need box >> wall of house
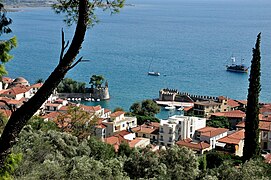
[236,140,244,156]
[134,138,150,148]
[200,132,228,149]
[123,133,136,141]
[136,131,158,143]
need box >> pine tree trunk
[0,0,89,167]
[243,33,261,161]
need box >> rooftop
[176,138,210,150]
[237,121,271,131]
[197,126,228,137]
[110,111,125,117]
[211,110,245,118]
[218,129,245,145]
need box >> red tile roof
[132,124,159,135]
[259,114,271,122]
[1,77,13,84]
[0,86,30,96]
[218,129,245,145]
[31,83,43,88]
[260,104,271,114]
[197,127,228,137]
[211,110,245,118]
[42,111,61,120]
[235,100,247,105]
[80,105,102,112]
[176,138,210,150]
[45,103,61,107]
[184,106,193,112]
[227,99,240,108]
[59,106,69,111]
[110,111,125,117]
[104,108,111,113]
[0,97,22,105]
[237,121,271,131]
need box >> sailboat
[148,58,160,76]
[226,56,249,73]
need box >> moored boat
[148,71,160,76]
[165,105,176,110]
[226,56,249,73]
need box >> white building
[159,115,206,146]
[101,111,137,137]
[195,127,228,149]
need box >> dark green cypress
[243,33,261,161]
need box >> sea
[3,0,271,119]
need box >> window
[160,127,164,133]
[143,134,146,138]
[169,137,173,142]
[153,136,156,140]
[132,121,135,125]
[122,124,125,128]
[263,142,268,149]
[160,135,163,141]
[190,126,193,132]
[169,128,173,134]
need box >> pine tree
[0,3,17,76]
[243,33,261,161]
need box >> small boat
[177,106,184,111]
[96,99,100,102]
[148,71,160,76]
[226,56,249,73]
[147,58,160,76]
[165,105,176,110]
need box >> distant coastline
[4,2,135,12]
[4,2,53,12]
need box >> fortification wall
[92,87,110,100]
[159,88,219,102]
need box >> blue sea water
[3,0,271,118]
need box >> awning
[216,142,226,147]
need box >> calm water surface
[4,0,271,118]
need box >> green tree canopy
[89,74,105,88]
[0,3,17,76]
[130,99,160,117]
[57,78,86,93]
[207,116,230,129]
[243,33,262,161]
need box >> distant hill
[3,0,58,7]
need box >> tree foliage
[2,126,270,179]
[159,146,200,180]
[207,116,230,129]
[129,99,160,125]
[130,99,160,116]
[54,105,97,140]
[0,0,124,166]
[0,3,17,76]
[11,126,127,179]
[57,77,86,93]
[89,74,105,88]
[243,33,261,161]
[123,149,167,179]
